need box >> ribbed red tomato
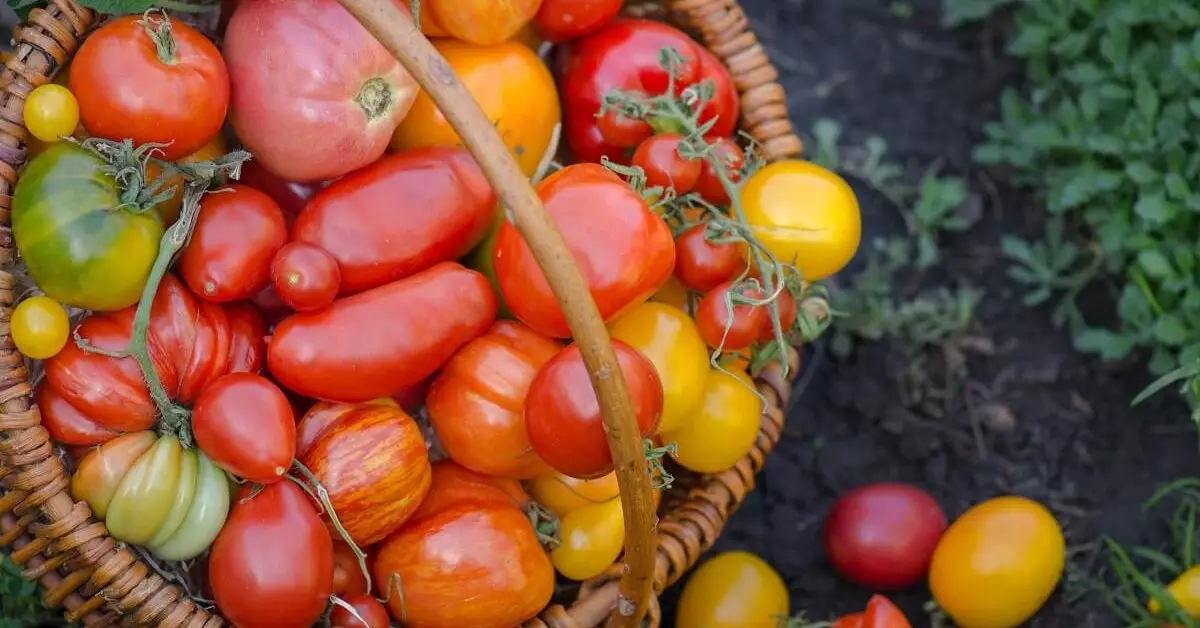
[191,373,295,484]
[179,184,288,303]
[824,483,947,590]
[271,241,341,312]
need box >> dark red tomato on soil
[823,483,947,590]
[494,163,674,338]
[832,595,913,628]
[533,0,623,42]
[271,241,341,312]
[179,184,288,303]
[695,280,769,351]
[409,460,529,524]
[674,224,745,292]
[330,594,390,628]
[209,481,334,628]
[237,159,325,226]
[694,137,745,206]
[69,14,228,160]
[524,341,663,478]
[191,373,295,484]
[632,133,701,194]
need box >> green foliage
[941,0,1022,26]
[1,553,55,628]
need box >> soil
[659,1,1200,626]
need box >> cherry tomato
[552,495,624,581]
[823,483,947,590]
[1149,566,1200,618]
[740,159,862,281]
[209,481,334,628]
[675,551,789,627]
[70,13,228,160]
[534,0,623,42]
[12,295,69,359]
[494,163,675,338]
[332,541,369,597]
[674,224,746,292]
[24,84,79,143]
[695,280,769,351]
[409,460,529,524]
[331,595,390,628]
[271,242,341,312]
[191,373,296,484]
[761,288,798,342]
[662,368,762,473]
[694,138,744,206]
[632,133,701,194]
[929,496,1065,628]
[527,470,620,518]
[179,184,288,303]
[596,109,653,149]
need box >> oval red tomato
[408,460,529,524]
[823,483,947,590]
[271,241,341,312]
[674,224,746,292]
[524,341,663,478]
[533,0,622,42]
[191,373,295,484]
[179,184,288,303]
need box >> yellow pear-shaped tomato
[1149,565,1200,618]
[929,496,1065,628]
[676,551,789,627]
[662,368,762,473]
[551,496,625,581]
[392,39,560,177]
[608,302,710,434]
[527,470,621,518]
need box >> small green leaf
[1135,76,1161,121]
[1075,328,1137,360]
[1125,161,1159,184]
[1155,315,1191,346]
[1134,192,1172,222]
[1165,172,1191,199]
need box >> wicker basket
[0,0,804,626]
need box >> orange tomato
[527,470,620,517]
[418,0,542,46]
[149,133,229,225]
[391,39,559,177]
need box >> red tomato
[632,133,701,194]
[674,225,746,292]
[823,483,947,590]
[372,503,555,628]
[695,280,769,351]
[292,147,497,295]
[332,541,369,597]
[834,595,912,628]
[191,373,295,484]
[760,288,797,342]
[558,19,738,164]
[391,377,431,413]
[69,14,228,160]
[494,164,674,338]
[695,46,740,145]
[237,160,325,226]
[225,303,267,374]
[209,481,334,628]
[409,460,529,524]
[524,341,663,478]
[268,262,497,403]
[331,594,390,628]
[271,242,341,312]
[427,321,558,479]
[224,0,419,181]
[179,184,288,303]
[297,403,432,545]
[534,0,623,42]
[37,385,118,446]
[596,108,653,149]
[694,137,745,206]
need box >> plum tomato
[823,483,947,590]
[191,373,296,484]
[674,224,747,292]
[632,133,702,194]
[524,341,663,478]
[675,551,789,628]
[534,0,623,42]
[694,138,745,206]
[271,242,341,312]
[179,184,288,303]
[694,280,769,351]
[12,295,69,360]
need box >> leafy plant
[4,0,218,19]
[1,553,56,628]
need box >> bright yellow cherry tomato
[12,295,70,359]
[24,84,79,144]
[662,369,762,473]
[608,302,710,434]
[739,159,861,281]
[1149,565,1200,617]
[392,39,560,177]
[929,496,1065,628]
[527,470,620,518]
[551,496,625,581]
[676,551,789,628]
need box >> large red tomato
[494,164,674,338]
[209,481,334,628]
[427,321,558,479]
[372,503,555,628]
[409,460,530,524]
[69,13,228,160]
[224,0,419,181]
[179,184,288,303]
[824,483,947,590]
[191,373,295,484]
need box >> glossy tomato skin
[694,138,744,206]
[12,296,69,360]
[330,595,390,628]
[237,159,325,225]
[268,262,497,403]
[192,373,296,484]
[675,551,789,628]
[1150,566,1200,617]
[929,496,1065,628]
[527,470,620,518]
[427,321,558,479]
[834,596,913,628]
[271,242,341,312]
[224,0,419,181]
[69,15,228,160]
[418,0,540,45]
[409,460,529,524]
[552,496,624,581]
[297,403,432,545]
[525,341,663,478]
[209,481,334,628]
[13,143,163,311]
[293,147,497,295]
[331,541,369,597]
[761,289,798,342]
[373,503,555,628]
[494,164,674,338]
[179,184,288,303]
[225,303,267,374]
[632,133,701,194]
[823,483,947,590]
[674,224,746,292]
[695,280,769,351]
[662,368,762,473]
[534,0,623,42]
[558,19,737,164]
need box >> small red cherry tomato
[694,138,745,206]
[533,0,623,42]
[674,225,745,292]
[694,281,768,351]
[632,133,701,194]
[823,483,947,590]
[330,594,390,628]
[179,184,288,303]
[596,109,653,149]
[191,373,296,484]
[759,287,798,342]
[331,541,369,597]
[524,341,663,478]
[271,242,342,312]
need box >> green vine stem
[289,461,373,597]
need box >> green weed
[1,553,55,628]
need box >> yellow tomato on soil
[418,0,542,46]
[929,496,1065,628]
[739,159,861,281]
[527,471,620,518]
[1149,565,1200,618]
[12,295,70,359]
[149,134,229,225]
[24,84,79,144]
[662,369,762,473]
[392,39,560,177]
[676,551,789,628]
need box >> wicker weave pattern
[0,1,802,626]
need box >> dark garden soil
[660,1,1200,626]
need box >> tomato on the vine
[674,224,746,292]
[823,483,946,590]
[191,373,296,484]
[179,184,288,303]
[534,0,623,42]
[694,137,744,206]
[271,242,341,312]
[12,295,69,360]
[527,470,620,518]
[552,496,625,581]
[761,288,798,341]
[695,280,769,351]
[633,133,701,194]
[23,84,78,143]
[596,109,653,149]
[675,551,789,627]
[662,368,762,473]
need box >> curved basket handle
[334,2,656,625]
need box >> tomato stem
[138,9,178,66]
[355,78,394,122]
[289,460,374,596]
[643,438,675,490]
[524,502,561,551]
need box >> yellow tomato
[149,134,229,225]
[527,471,620,518]
[24,84,79,144]
[418,0,541,46]
[650,275,691,312]
[1149,565,1200,617]
[392,39,559,177]
[662,369,762,473]
[676,551,789,628]
[12,295,70,359]
[551,496,625,581]
[739,159,861,281]
[608,302,710,434]
[929,496,1065,628]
